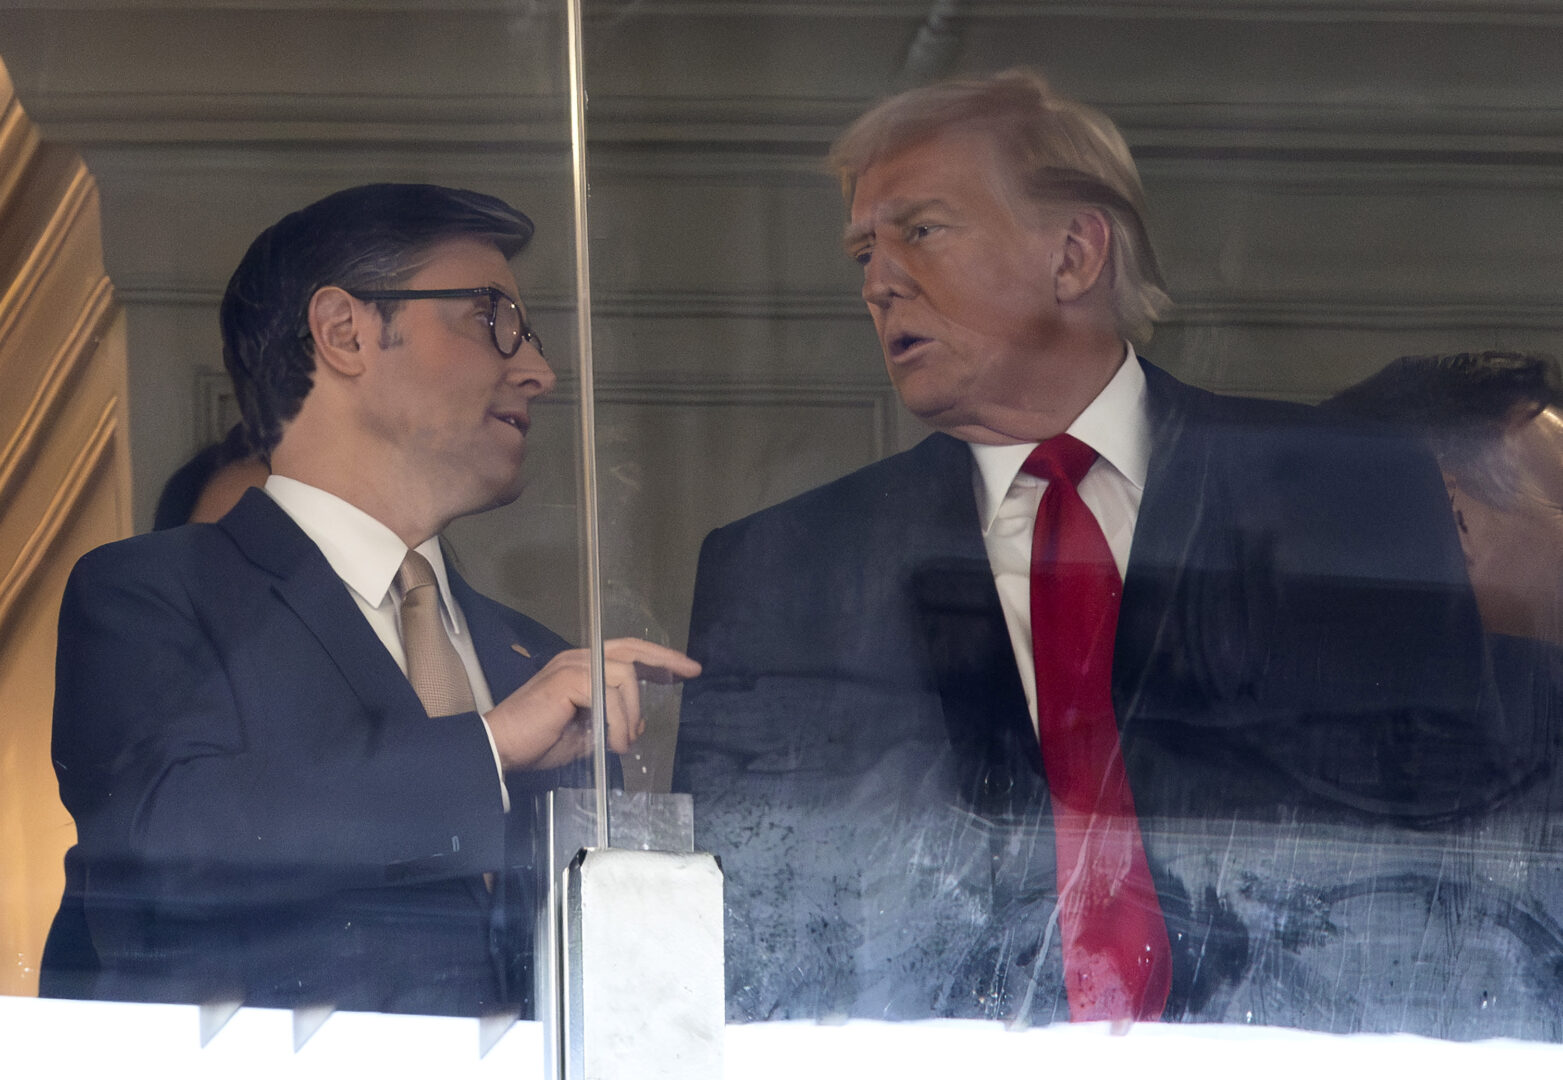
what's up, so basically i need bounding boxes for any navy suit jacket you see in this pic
[676,360,1528,1027]
[42,488,580,1016]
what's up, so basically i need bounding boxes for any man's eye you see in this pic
[853,248,872,267]
[908,223,938,241]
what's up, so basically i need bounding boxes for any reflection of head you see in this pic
[154,425,251,531]
[153,423,267,530]
[1327,351,1563,645]
[1325,351,1563,510]
[220,183,535,456]
[827,68,1170,342]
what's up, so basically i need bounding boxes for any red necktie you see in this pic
[1023,434,1171,1022]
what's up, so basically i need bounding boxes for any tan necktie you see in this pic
[395,549,477,717]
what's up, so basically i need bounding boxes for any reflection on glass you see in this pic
[579,18,1561,1045]
[3,0,1563,1063]
[673,68,1523,1031]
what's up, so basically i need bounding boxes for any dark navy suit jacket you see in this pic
[42,488,578,1016]
[676,360,1534,1029]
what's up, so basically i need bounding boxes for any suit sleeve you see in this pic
[675,519,846,793]
[672,523,752,794]
[52,540,508,905]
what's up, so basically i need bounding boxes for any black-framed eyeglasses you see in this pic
[346,286,541,358]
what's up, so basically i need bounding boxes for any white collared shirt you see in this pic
[968,345,1151,732]
[263,475,509,808]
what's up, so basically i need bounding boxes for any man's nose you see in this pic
[506,338,557,398]
[861,249,913,308]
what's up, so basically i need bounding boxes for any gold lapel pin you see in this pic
[510,643,532,659]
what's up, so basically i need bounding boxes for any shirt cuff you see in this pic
[479,714,511,813]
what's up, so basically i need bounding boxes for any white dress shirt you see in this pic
[968,346,1152,732]
[263,475,510,808]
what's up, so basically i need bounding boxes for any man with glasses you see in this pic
[42,184,698,1016]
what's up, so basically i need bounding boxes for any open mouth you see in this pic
[888,333,931,359]
[491,411,528,433]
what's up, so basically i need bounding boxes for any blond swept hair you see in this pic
[828,69,1172,344]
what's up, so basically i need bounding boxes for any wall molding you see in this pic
[0,158,92,345]
[196,364,897,444]
[542,375,897,404]
[124,283,1563,331]
[23,92,571,150]
[58,136,1563,198]
[0,275,116,513]
[0,92,41,220]
[1169,297,1563,330]
[28,90,1563,161]
[0,395,119,635]
[12,1,1563,24]
[524,377,896,464]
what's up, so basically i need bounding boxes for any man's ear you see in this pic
[1053,207,1112,304]
[307,286,368,377]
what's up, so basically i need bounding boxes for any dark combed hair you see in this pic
[219,183,535,455]
[1325,351,1563,508]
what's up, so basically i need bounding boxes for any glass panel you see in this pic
[0,2,607,1026]
[2,0,1563,1067]
[588,0,1563,1046]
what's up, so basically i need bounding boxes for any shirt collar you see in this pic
[968,344,1151,534]
[262,475,458,621]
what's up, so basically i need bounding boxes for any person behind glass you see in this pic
[1327,351,1563,805]
[675,70,1505,1027]
[41,183,699,1016]
[152,422,270,530]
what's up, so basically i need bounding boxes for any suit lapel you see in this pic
[222,490,556,712]
[221,491,523,935]
[907,365,1248,1019]
[443,570,536,923]
[219,488,421,721]
[903,434,1043,812]
[904,361,1223,812]
[1113,361,1219,732]
[448,568,551,700]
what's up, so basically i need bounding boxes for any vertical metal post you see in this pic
[564,0,609,849]
[550,10,726,1079]
[543,791,724,1080]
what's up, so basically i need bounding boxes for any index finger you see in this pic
[602,637,702,682]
